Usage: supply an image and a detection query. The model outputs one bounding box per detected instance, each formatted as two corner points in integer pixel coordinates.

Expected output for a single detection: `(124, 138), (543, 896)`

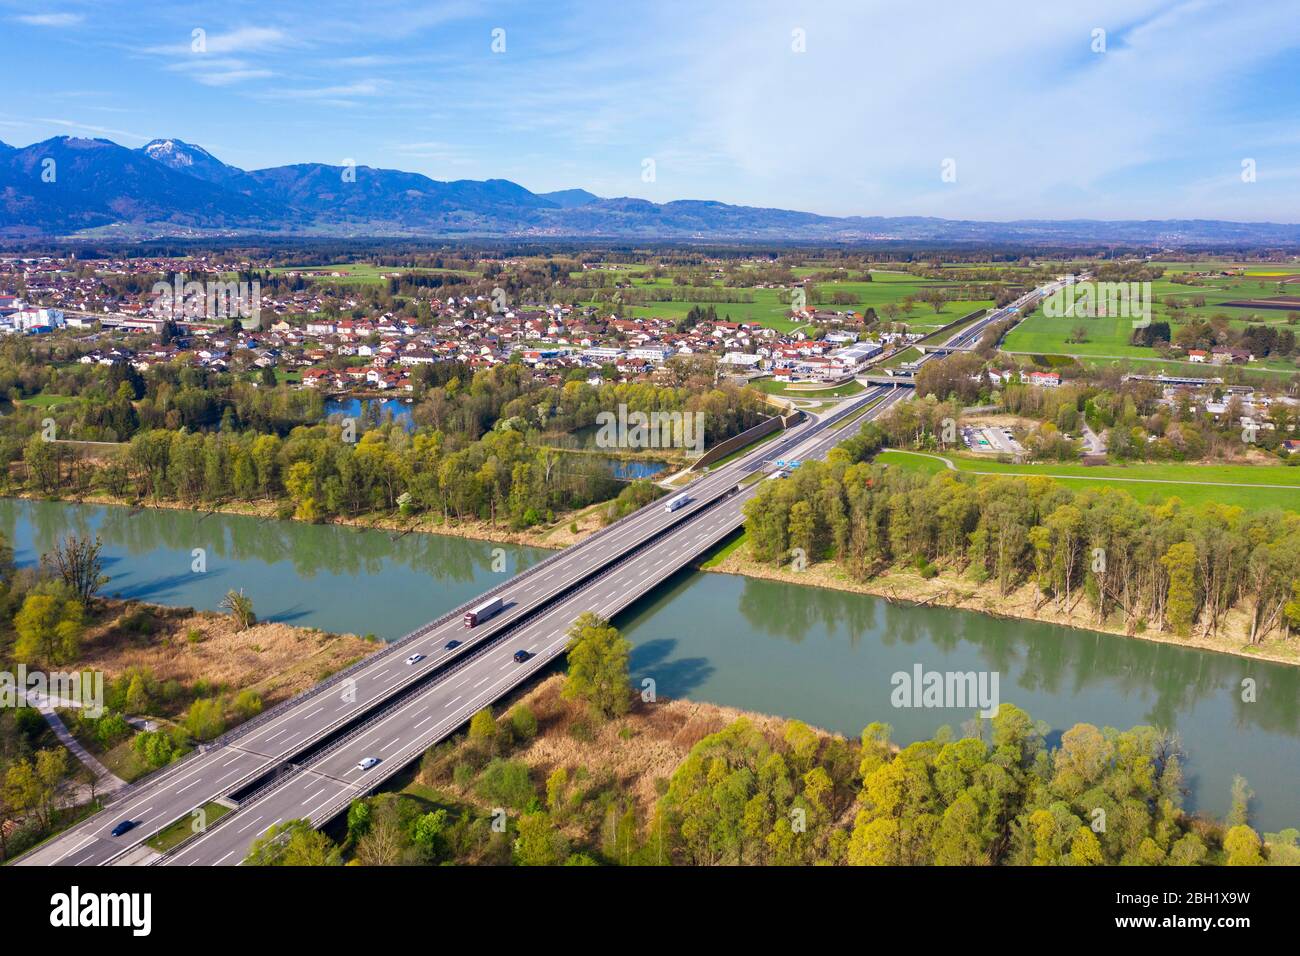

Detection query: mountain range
(3, 136), (1299, 245)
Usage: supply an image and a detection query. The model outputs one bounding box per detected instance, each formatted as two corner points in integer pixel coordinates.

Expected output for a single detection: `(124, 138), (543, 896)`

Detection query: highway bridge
(21, 279), (1064, 867)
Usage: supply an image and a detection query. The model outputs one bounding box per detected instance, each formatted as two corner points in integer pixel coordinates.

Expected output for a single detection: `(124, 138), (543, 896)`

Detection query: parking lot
(961, 424), (1024, 455)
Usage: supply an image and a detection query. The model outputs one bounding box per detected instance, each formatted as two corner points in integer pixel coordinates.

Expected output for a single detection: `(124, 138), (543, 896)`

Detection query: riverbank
(706, 539), (1300, 668)
(73, 599), (381, 708)
(14, 489), (1298, 668)
(6, 489), (602, 550)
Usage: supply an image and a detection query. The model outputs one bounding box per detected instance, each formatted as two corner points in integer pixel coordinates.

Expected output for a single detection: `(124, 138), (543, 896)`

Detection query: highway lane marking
(51, 835), (98, 864)
(414, 716), (435, 730)
(215, 850), (238, 865)
(305, 787), (348, 822)
(444, 695), (462, 708)
(212, 766), (248, 787)
(173, 779), (204, 795)
(300, 787), (327, 807)
(236, 814), (266, 835)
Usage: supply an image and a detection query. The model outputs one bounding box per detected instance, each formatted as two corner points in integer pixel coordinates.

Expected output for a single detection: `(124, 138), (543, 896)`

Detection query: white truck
(464, 596), (504, 628)
(664, 494), (690, 513)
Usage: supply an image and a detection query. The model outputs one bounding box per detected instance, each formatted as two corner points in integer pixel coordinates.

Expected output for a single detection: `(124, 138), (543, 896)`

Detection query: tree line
(741, 438), (1300, 646)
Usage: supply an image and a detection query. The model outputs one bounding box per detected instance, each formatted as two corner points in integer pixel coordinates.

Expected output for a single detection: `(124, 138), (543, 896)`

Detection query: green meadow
(877, 449), (1300, 512)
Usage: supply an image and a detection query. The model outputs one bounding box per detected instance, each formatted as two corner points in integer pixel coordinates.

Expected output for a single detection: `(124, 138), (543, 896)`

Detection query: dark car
(110, 820), (136, 837)
(513, 650), (530, 663)
(445, 639), (461, 651)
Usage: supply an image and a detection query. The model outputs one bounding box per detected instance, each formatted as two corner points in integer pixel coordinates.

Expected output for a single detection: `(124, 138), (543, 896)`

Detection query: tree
(354, 803), (407, 865)
(245, 819), (339, 866)
(233, 690), (263, 721)
(509, 704), (538, 740)
(563, 613), (632, 720)
(1223, 825), (1265, 865)
(13, 590), (84, 667)
(184, 697), (226, 742)
(412, 809), (450, 863)
(514, 811), (569, 866)
(41, 535), (108, 602)
(1161, 541), (1199, 636)
(1227, 775), (1253, 828)
(220, 589), (256, 630)
(468, 707), (497, 742)
(125, 673), (150, 714)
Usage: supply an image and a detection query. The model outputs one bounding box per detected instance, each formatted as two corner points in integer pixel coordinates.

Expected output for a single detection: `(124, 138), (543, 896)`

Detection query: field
(582, 269), (998, 334)
(1003, 267), (1300, 376)
(267, 262), (477, 283)
(17, 392), (79, 409)
(877, 449), (1300, 512)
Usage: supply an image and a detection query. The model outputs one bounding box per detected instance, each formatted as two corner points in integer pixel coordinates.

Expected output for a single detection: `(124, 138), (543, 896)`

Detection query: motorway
(19, 382), (885, 866)
(24, 277), (1061, 867)
(163, 385), (908, 865)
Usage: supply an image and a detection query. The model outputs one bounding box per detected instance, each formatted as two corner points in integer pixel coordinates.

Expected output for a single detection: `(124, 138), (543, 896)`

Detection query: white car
(356, 757), (381, 772)
(405, 653), (425, 665)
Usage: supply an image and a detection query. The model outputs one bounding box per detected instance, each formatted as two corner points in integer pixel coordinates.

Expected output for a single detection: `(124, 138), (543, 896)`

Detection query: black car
(513, 650), (530, 663)
(445, 639), (461, 650)
(110, 820), (136, 837)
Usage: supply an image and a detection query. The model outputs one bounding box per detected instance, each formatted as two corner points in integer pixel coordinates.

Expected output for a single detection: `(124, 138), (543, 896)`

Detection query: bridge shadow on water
(107, 567), (228, 603)
(630, 637), (715, 698)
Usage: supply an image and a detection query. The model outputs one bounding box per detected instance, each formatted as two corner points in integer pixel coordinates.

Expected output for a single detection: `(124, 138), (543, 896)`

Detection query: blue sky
(3, 0), (1300, 221)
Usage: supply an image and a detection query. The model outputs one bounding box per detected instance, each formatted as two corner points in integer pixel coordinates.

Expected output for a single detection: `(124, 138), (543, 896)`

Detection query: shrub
(509, 704), (538, 740)
(475, 758), (535, 810)
(468, 707), (497, 741)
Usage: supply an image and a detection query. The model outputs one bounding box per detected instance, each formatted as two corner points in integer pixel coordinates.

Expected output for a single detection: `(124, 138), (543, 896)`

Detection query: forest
(741, 428), (1300, 645)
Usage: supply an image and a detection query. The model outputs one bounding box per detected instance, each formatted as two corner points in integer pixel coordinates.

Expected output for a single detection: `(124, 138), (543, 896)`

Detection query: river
(2, 497), (1296, 830)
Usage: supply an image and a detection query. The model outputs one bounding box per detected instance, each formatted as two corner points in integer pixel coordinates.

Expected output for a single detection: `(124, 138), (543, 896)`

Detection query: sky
(3, 0), (1300, 222)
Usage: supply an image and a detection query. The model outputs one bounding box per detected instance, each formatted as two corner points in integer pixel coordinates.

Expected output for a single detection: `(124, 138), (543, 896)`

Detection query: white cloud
(15, 13), (84, 27)
(661, 0), (1300, 218)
